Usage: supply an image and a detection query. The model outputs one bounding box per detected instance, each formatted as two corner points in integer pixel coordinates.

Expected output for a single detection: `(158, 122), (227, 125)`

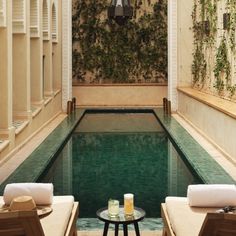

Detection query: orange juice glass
(124, 193), (134, 215)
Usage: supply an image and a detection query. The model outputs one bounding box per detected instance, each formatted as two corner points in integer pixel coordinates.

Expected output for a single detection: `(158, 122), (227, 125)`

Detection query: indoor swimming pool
(40, 112), (201, 218)
(1, 109), (233, 230)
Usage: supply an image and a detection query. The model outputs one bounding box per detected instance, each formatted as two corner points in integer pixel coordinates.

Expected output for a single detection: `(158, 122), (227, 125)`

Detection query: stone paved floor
(77, 218), (163, 232)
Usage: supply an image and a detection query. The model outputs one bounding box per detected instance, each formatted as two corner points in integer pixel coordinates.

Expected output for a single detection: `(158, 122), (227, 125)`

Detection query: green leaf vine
(72, 0), (167, 84)
(226, 0), (236, 51)
(192, 45), (207, 84)
(191, 0), (218, 85)
(213, 36), (230, 93)
(191, 0), (207, 84)
(199, 0), (218, 45)
(192, 0), (236, 98)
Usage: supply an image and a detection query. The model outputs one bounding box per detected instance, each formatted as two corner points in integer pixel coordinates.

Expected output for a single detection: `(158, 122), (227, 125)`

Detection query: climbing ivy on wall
(192, 1), (206, 84)
(72, 0), (167, 84)
(213, 36), (230, 93)
(192, 0), (236, 99)
(200, 0), (218, 45)
(226, 0), (236, 51)
(192, 0), (218, 85)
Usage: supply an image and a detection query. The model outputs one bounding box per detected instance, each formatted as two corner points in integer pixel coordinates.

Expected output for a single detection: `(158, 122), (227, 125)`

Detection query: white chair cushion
(187, 184), (236, 207)
(165, 197), (219, 236)
(0, 195), (74, 236)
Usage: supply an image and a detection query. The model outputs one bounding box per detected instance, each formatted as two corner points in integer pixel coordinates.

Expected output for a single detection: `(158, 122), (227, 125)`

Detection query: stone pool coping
(153, 109), (235, 184)
(0, 109), (85, 194)
(0, 108), (234, 194)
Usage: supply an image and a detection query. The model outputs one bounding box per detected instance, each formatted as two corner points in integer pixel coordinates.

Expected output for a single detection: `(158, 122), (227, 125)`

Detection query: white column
(62, 0), (72, 112)
(168, 0), (178, 111)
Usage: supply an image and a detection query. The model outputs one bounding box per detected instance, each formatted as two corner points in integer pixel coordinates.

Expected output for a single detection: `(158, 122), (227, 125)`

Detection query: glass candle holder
(108, 199), (119, 217)
(124, 193), (134, 216)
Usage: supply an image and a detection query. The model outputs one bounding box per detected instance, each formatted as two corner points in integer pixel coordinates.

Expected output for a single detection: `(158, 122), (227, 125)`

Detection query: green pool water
(41, 112), (201, 219)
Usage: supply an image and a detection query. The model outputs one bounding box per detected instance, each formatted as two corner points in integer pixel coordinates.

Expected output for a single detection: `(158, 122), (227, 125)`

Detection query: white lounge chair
(0, 196), (79, 236)
(161, 197), (236, 236)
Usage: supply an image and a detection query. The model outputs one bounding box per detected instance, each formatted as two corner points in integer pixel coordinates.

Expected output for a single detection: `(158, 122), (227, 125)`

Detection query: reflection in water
(168, 140), (197, 196)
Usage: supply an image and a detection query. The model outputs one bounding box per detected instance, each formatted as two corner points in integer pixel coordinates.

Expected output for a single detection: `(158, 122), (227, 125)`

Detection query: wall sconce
(108, 0), (133, 26)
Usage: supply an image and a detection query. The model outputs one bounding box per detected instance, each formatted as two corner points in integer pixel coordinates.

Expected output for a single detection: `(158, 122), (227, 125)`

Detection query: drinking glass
(108, 199), (119, 217)
(124, 193), (134, 216)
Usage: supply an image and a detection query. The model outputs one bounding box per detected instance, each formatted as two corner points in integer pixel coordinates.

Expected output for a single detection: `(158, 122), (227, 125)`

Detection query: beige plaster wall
(178, 91), (236, 162)
(31, 39), (43, 104)
(13, 34), (31, 115)
(177, 0), (193, 87)
(43, 41), (53, 96)
(52, 42), (61, 90)
(0, 0), (64, 160)
(73, 85), (167, 107)
(0, 25), (12, 129)
(30, 0), (43, 104)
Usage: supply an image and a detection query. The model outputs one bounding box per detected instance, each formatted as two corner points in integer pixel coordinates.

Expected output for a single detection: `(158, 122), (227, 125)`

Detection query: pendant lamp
(108, 0), (133, 25)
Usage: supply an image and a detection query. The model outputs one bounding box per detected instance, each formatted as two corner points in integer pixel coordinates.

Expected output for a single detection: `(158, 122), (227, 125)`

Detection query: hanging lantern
(108, 0), (133, 26)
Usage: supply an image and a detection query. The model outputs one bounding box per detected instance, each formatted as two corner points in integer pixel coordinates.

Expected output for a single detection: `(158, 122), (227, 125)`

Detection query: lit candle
(124, 193), (134, 216)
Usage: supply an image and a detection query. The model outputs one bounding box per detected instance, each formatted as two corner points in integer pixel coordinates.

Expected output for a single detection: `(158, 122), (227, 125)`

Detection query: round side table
(96, 206), (146, 236)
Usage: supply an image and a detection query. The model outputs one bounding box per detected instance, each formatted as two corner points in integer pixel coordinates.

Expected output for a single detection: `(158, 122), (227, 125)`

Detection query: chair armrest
(161, 203), (175, 236)
(65, 202), (79, 236)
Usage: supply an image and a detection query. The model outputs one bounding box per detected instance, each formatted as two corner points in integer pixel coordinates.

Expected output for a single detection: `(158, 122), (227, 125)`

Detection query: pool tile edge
(153, 109), (235, 184)
(0, 108), (235, 195)
(0, 109), (86, 194)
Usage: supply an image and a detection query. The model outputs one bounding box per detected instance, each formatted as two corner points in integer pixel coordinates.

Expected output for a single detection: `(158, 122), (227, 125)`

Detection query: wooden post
(167, 100), (171, 115)
(163, 98), (166, 113)
(72, 97), (76, 111)
(163, 98), (168, 114)
(67, 101), (72, 114)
